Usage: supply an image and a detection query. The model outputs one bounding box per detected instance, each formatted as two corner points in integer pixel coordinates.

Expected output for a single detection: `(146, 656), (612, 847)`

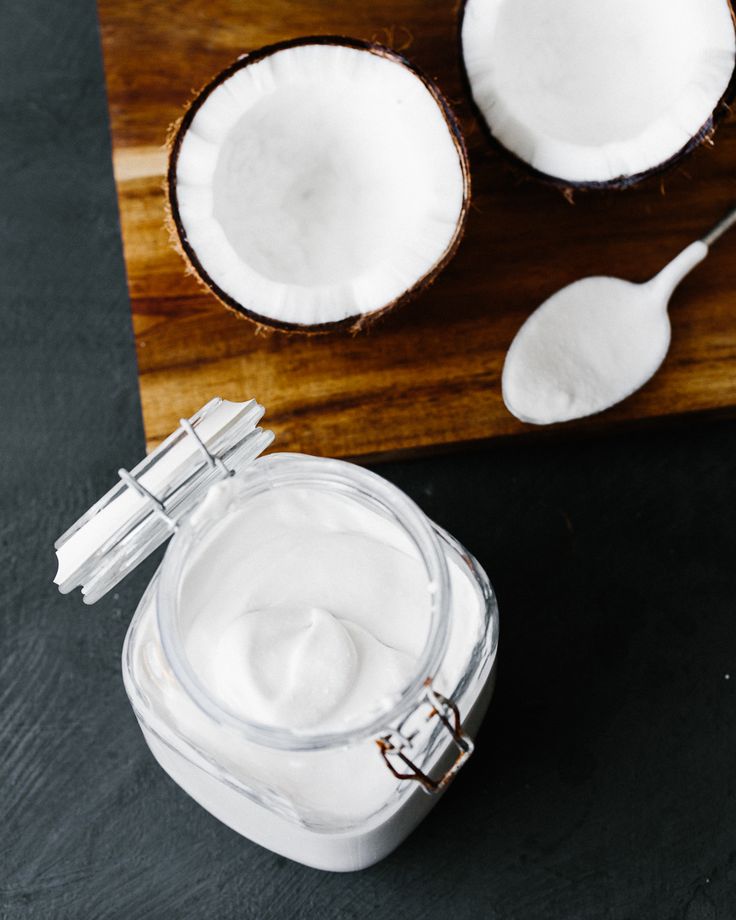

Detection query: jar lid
(54, 397), (274, 604)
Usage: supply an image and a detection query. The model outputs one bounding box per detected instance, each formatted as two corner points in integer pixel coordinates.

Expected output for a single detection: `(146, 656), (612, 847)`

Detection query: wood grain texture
(98, 0), (736, 457)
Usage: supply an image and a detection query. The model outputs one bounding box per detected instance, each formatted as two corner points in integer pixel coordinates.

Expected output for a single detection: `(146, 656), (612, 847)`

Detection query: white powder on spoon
(501, 240), (710, 425)
(502, 277), (671, 424)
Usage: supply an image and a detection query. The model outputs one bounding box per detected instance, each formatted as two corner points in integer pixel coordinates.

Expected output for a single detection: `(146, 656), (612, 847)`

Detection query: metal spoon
(502, 205), (736, 425)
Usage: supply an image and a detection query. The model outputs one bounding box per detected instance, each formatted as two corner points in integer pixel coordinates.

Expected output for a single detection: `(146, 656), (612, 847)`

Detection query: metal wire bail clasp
(117, 468), (178, 531)
(116, 415), (233, 532)
(178, 417), (232, 477)
(376, 678), (475, 794)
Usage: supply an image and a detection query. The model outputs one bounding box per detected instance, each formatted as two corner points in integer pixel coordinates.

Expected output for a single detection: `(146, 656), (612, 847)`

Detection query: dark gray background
(2, 1), (735, 918)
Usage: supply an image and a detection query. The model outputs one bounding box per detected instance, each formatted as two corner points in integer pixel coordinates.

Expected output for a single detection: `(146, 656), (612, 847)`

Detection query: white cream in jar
(182, 480), (434, 733)
(55, 400), (499, 872)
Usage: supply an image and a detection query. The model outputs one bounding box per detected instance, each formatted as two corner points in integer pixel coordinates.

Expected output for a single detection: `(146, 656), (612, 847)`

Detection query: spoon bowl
(502, 274), (673, 425)
(501, 205), (736, 425)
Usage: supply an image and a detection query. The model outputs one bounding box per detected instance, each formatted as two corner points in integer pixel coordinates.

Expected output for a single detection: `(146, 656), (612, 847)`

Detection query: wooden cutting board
(98, 0), (736, 459)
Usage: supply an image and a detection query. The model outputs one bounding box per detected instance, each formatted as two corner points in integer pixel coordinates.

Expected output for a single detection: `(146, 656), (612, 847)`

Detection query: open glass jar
(55, 398), (498, 871)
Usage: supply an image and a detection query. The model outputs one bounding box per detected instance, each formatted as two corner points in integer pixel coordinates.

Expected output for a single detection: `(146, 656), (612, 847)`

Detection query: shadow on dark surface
(1, 1), (735, 919)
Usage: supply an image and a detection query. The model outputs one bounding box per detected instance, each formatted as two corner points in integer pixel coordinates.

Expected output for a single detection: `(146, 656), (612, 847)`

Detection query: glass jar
(55, 399), (498, 872)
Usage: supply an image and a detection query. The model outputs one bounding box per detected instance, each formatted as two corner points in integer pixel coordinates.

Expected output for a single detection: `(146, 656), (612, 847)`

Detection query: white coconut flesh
(172, 43), (467, 328)
(462, 0), (736, 185)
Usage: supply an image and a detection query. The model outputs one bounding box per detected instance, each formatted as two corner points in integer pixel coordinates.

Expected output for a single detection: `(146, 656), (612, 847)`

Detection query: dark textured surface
(1, 1), (735, 918)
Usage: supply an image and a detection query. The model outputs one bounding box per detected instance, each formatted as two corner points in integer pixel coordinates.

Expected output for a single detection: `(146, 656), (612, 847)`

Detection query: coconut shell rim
(166, 34), (472, 334)
(457, 0), (736, 192)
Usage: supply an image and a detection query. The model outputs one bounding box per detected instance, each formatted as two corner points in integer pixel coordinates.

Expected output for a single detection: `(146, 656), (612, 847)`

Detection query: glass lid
(54, 397), (274, 604)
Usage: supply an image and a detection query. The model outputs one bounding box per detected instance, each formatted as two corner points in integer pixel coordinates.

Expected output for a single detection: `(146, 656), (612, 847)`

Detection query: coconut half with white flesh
(167, 37), (470, 332)
(461, 0), (736, 188)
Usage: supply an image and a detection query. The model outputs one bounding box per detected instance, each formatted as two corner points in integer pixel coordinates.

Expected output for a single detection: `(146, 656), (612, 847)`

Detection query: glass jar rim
(156, 452), (451, 751)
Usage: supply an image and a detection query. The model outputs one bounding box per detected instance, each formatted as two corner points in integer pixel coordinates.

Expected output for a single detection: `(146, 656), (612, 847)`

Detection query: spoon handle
(650, 204), (736, 300)
(701, 203), (736, 247)
(650, 241), (708, 300)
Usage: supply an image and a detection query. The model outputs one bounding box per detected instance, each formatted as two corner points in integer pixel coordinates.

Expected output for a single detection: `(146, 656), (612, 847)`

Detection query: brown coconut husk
(165, 36), (471, 335)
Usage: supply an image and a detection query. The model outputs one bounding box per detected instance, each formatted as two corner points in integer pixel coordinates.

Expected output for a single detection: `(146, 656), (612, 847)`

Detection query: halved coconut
(168, 37), (470, 332)
(461, 0), (736, 188)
